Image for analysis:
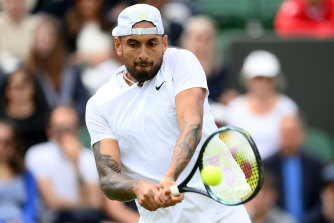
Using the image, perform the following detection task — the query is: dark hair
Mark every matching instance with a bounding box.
[0,67,48,110]
[66,0,110,38]
[47,102,80,126]
[25,15,66,91]
[0,118,26,174]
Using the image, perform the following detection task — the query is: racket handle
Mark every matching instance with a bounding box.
[170,184,180,195]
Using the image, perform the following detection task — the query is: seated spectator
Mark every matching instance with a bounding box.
[264,115,322,222]
[103,197,139,223]
[25,104,105,223]
[0,118,38,223]
[245,170,297,223]
[138,0,193,46]
[25,15,89,120]
[0,0,39,66]
[0,68,49,154]
[304,162,334,223]
[224,50,298,159]
[77,26,121,96]
[275,0,334,38]
[63,0,111,55]
[180,15,233,104]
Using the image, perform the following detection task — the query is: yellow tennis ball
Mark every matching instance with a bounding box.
[201,166,222,186]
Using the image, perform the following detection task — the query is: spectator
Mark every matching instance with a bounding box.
[103,197,140,223]
[0,0,39,69]
[0,118,39,223]
[264,115,322,222]
[0,68,49,154]
[25,104,106,223]
[138,0,193,46]
[78,27,122,96]
[245,170,297,223]
[304,162,334,223]
[275,0,334,38]
[224,50,298,159]
[63,0,111,55]
[180,15,232,104]
[25,15,89,120]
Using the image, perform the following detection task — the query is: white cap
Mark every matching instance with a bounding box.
[241,50,281,79]
[112,4,164,37]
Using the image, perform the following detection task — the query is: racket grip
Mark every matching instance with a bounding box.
[170,184,180,195]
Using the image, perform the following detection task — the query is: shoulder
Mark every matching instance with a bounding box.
[87,66,125,105]
[26,141,57,161]
[163,48,199,65]
[277,94,298,113]
[227,96,246,108]
[301,151,322,167]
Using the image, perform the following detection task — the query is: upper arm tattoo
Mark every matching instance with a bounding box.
[93,141,120,175]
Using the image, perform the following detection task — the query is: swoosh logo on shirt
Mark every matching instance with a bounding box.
[155,81,166,90]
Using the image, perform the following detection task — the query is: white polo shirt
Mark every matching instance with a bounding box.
[86,48,250,223]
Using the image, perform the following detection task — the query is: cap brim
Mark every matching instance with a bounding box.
[112,27,119,37]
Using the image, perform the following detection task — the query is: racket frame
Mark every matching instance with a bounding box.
[175,126,264,205]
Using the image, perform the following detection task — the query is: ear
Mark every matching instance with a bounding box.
[114,37,123,56]
[162,35,168,53]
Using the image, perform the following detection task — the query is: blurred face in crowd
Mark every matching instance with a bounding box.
[76,0,103,18]
[114,21,168,83]
[3,0,26,22]
[48,106,79,141]
[181,17,216,63]
[5,70,34,105]
[33,22,58,59]
[246,76,277,96]
[0,123,14,164]
[280,115,305,156]
[321,182,334,222]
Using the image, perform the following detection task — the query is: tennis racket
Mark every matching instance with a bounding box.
[170,126,264,205]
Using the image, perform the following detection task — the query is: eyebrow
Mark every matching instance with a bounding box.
[126,37,160,43]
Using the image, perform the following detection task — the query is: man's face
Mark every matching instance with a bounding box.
[114,21,168,82]
[48,107,79,140]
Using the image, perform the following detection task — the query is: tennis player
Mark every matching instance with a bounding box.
[85,4,251,223]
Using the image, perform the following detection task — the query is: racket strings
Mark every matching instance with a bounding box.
[202,130,261,204]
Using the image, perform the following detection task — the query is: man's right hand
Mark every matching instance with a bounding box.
[133,180,163,211]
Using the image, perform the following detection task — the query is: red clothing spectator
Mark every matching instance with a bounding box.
[274,0,334,38]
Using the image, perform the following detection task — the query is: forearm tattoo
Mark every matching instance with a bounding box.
[172,121,201,179]
[93,142,138,201]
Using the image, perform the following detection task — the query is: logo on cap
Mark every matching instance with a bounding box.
[139,14,148,19]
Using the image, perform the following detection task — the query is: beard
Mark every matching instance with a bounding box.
[125,56,163,83]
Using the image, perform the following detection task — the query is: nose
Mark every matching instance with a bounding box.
[138,45,149,60]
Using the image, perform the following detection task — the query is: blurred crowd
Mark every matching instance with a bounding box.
[0,0,333,223]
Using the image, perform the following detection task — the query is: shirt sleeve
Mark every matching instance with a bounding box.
[169,49,208,96]
[85,97,116,147]
[25,147,51,179]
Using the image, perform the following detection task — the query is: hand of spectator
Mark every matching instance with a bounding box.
[133,180,163,211]
[59,133,82,165]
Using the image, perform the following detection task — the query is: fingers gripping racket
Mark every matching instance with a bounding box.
[170,126,264,205]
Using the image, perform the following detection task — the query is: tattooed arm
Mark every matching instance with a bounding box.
[93,139,163,211]
[158,87,206,206]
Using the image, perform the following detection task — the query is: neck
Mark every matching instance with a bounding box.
[247,92,278,114]
[7,101,35,119]
[0,163,13,180]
